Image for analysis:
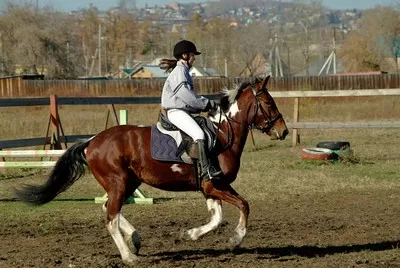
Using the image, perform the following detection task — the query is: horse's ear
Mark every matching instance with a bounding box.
[261,75,270,91]
[254,76,263,84]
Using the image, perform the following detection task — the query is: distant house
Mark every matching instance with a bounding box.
[229,19,239,28]
[190,66,221,77]
[118,68,137,79]
[114,64,167,79]
[239,53,271,78]
[166,2,180,10]
[131,65,168,78]
[116,63,220,79]
[295,57,344,77]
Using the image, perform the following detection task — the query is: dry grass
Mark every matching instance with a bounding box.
[0,97,399,202]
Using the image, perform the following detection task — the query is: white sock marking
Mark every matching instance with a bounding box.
[187,199,223,240]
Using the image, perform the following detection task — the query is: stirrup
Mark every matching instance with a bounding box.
[201,167,222,180]
[209,167,222,177]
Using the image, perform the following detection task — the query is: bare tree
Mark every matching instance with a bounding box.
[339,7,400,73]
[231,22,272,77]
[292,0,324,75]
[0,2,80,78]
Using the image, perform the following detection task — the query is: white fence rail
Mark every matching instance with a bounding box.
[271,89,400,146]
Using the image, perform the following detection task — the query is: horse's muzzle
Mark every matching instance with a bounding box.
[268,127,289,140]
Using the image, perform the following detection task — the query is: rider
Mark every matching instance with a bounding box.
[159,40,221,180]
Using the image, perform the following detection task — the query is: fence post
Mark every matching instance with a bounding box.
[119,109,128,125]
[48,95,66,149]
[104,104,119,129]
[292,97,300,147]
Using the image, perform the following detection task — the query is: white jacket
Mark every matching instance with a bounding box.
[161,61,209,113]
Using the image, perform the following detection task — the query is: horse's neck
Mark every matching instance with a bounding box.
[217,115,250,155]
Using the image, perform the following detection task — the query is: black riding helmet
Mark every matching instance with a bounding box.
[173,40,201,59]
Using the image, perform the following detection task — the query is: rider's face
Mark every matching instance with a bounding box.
[188,53,196,66]
[183,53,196,66]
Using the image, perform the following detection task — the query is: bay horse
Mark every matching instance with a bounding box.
[15,76,288,264]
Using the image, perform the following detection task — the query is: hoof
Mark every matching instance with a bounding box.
[175,229,190,244]
[228,236,242,251]
[126,231,141,255]
[122,253,139,265]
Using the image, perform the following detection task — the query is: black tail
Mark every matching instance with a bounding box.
[14,140,90,205]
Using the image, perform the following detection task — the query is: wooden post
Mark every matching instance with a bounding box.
[292,97,300,147]
[49,95,64,149]
[249,129,256,148]
[105,104,119,129]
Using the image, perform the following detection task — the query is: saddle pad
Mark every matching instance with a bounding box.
[151,124,185,163]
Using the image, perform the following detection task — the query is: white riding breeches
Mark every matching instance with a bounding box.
[167,109,205,141]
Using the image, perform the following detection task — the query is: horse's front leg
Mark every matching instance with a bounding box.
[202,181,250,250]
[179,198,223,241]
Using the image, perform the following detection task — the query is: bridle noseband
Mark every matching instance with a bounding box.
[251,87,282,133]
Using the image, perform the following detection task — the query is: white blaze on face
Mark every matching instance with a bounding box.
[170,164,183,173]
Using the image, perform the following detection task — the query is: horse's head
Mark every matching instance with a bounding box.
[219,76,288,140]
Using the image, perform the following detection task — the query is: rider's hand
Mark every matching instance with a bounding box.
[205,100,218,116]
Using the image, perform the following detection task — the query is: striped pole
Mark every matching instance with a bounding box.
[0,161,56,168]
[0,150,65,157]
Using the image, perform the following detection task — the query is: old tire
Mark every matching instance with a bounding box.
[301,148,336,160]
[316,141,350,150]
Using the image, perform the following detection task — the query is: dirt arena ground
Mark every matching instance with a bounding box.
[1,188,400,268]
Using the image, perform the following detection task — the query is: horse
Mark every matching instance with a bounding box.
[15,76,288,264]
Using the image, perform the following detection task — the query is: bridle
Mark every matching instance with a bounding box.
[213,79,282,151]
[250,87,282,133]
[224,81,282,134]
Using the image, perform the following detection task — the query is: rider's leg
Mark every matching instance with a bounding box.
[167,109,221,179]
[196,139,222,179]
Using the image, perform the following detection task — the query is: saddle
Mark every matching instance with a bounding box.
[150,110,217,163]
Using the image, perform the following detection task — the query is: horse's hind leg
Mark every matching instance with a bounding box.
[98,171,139,264]
[104,197,138,263]
[178,198,223,241]
[102,204,141,254]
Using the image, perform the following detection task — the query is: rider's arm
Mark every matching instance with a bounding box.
[170,67,209,112]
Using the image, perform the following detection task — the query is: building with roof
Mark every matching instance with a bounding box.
[115,62,220,79]
[190,66,221,77]
[131,65,169,78]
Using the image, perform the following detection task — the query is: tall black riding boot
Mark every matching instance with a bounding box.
[196,139,221,180]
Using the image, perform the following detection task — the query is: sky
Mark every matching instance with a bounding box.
[4,0,399,11]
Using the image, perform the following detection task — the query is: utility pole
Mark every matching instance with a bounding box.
[285,41,291,77]
[270,34,283,77]
[300,21,309,76]
[318,28,337,76]
[224,58,228,77]
[66,41,70,63]
[98,24,102,76]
